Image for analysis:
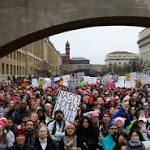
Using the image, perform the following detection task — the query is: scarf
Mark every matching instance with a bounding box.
[39,138,47,150]
[128,140,142,147]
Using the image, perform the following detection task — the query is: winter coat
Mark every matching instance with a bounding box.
[47,120,66,142]
[25,129,36,145]
[77,127,99,150]
[8,144,36,150]
[112,107,131,127]
[63,135,78,150]
[34,138,56,150]
[7,130,15,147]
[101,134,116,150]
[127,140,146,150]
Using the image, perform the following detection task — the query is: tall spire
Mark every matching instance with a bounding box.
[65,41,70,64]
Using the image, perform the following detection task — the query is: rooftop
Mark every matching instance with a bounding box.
[108,51,134,55]
[71,57,89,60]
[60,53,67,56]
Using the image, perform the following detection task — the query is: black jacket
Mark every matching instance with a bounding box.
[34,138,56,150]
[8,144,36,150]
[77,128,99,150]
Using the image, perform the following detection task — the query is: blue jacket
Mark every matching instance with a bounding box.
[101,134,116,150]
[112,107,131,127]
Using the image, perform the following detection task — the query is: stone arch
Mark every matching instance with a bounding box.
[1,0,150,56]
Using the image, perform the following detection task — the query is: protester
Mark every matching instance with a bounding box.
[63,123,79,150]
[47,110,66,150]
[126,130,146,150]
[34,125,56,150]
[8,128,35,150]
[0,73,150,150]
[76,116,99,150]
[101,125,117,150]
[25,120,36,145]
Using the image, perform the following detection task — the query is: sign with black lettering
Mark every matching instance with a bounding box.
[53,90,81,123]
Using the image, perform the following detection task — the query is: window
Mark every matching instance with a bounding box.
[17,66,19,75]
[10,65,13,75]
[6,64,9,74]
[14,66,16,75]
[20,66,21,75]
[2,63,4,74]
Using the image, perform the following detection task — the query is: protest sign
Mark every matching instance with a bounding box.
[124,80,136,88]
[125,74,131,81]
[62,74,70,86]
[31,78,39,88]
[38,78,45,88]
[43,78,51,89]
[54,77,60,82]
[68,80,79,91]
[115,80,125,88]
[53,90,81,123]
[83,76,97,84]
[130,72,137,81]
[75,72,85,80]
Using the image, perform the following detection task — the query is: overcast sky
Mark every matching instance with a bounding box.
[49,26,144,64]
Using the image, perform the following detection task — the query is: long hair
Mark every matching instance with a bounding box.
[129,129,144,141]
[76,116,97,135]
[0,126,7,144]
[36,125,51,139]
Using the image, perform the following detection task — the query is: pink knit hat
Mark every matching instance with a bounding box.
[64,123,75,131]
[0,118,8,126]
[113,117,126,125]
[0,120,5,126]
[90,111,99,118]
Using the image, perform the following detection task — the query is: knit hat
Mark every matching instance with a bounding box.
[0,120,5,126]
[44,103,52,109]
[0,118,8,126]
[90,111,99,118]
[54,110,64,115]
[47,96,52,101]
[88,96,94,105]
[138,117,147,123]
[122,99,129,107]
[113,117,126,125]
[64,123,75,131]
[16,129,26,137]
[109,124,117,129]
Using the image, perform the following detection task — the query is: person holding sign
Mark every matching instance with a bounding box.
[47,110,68,150]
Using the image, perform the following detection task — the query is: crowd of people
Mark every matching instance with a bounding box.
[0,76,149,150]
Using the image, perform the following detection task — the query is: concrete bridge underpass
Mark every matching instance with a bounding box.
[0,0,150,57]
[60,64,105,76]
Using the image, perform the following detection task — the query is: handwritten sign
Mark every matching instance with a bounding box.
[53,90,81,123]
[32,78,39,88]
[68,80,79,91]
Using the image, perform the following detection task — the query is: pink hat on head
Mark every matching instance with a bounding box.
[0,118,8,126]
[113,117,126,125]
[94,109,100,114]
[90,111,99,118]
[64,123,75,131]
[0,120,5,126]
